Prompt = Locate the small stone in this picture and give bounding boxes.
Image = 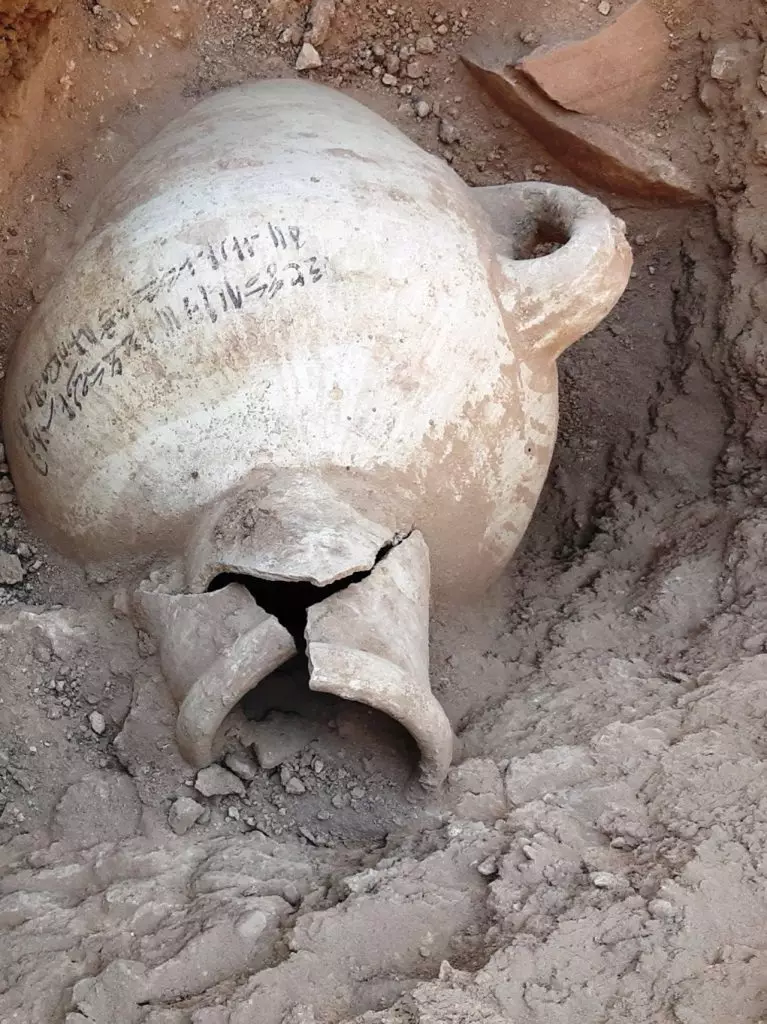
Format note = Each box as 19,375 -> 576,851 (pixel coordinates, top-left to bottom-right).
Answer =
477,855 -> 498,877
0,478 -> 14,493
416,35 -> 435,53
331,792 -> 345,808
350,786 -> 366,799
295,42 -> 323,71
313,758 -> 325,774
195,764 -> 246,798
0,552 -> 23,585
414,99 -> 431,117
227,805 -> 241,820
610,836 -> 632,850
284,775 -> 307,795
88,711 -> 106,735
372,41 -> 386,58
385,53 -> 400,75
436,23 -> 448,34
438,119 -> 459,144
279,26 -> 293,43
168,796 -> 205,835
590,871 -> 620,888
597,0 -> 611,13
710,43 -> 744,83
381,73 -> 397,86
224,751 -> 257,781
406,59 -> 425,78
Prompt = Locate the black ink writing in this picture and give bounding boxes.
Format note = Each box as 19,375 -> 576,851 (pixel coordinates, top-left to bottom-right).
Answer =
16,235 -> 327,476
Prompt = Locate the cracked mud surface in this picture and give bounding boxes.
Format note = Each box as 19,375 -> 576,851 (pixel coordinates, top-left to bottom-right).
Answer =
4,0 -> 767,1021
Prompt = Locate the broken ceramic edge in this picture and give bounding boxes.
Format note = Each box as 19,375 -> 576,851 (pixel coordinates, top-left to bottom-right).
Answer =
515,0 -> 670,118
176,614 -> 297,767
132,521 -> 454,788
183,471 -> 399,591
308,643 -> 454,789
462,47 -> 708,205
132,581 -> 298,764
305,531 -> 454,788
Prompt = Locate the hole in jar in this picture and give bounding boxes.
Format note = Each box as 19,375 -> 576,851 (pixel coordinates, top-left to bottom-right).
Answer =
512,218 -> 570,260
204,568 -> 421,816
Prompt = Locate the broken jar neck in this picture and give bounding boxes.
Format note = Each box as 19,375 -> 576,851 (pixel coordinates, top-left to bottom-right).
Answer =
132,471 -> 454,789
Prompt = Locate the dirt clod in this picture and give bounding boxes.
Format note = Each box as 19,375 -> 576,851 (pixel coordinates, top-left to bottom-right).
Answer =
0,551 -> 23,584
224,750 -> 258,781
168,795 -> 205,834
247,710 -> 319,769
52,771 -> 141,846
438,118 -> 459,143
304,0 -> 335,47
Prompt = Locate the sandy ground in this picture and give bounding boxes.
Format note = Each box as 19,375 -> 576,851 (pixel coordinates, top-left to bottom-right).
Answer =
3,0 -> 767,1021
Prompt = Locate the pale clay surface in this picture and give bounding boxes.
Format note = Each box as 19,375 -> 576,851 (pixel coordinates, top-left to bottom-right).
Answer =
4,80 -> 630,597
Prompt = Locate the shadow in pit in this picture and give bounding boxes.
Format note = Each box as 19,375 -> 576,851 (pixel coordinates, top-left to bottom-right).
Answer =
207,572 -> 420,781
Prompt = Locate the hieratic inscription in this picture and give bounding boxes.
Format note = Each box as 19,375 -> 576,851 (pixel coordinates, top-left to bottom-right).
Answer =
14,221 -> 328,477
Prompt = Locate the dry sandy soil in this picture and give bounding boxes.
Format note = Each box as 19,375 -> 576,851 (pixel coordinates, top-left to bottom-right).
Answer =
3,0 -> 767,1021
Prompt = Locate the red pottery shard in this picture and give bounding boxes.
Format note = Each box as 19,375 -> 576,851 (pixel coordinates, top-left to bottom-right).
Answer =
517,0 -> 669,117
462,45 -> 707,205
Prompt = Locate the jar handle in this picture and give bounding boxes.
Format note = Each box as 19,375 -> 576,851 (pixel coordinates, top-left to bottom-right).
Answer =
472,182 -> 632,360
